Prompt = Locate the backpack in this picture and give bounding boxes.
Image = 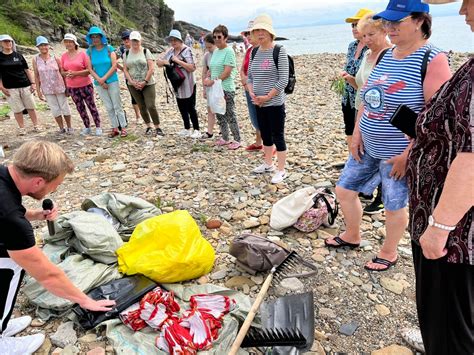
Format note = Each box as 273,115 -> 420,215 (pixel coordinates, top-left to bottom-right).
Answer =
251,44 -> 296,94
375,46 -> 432,84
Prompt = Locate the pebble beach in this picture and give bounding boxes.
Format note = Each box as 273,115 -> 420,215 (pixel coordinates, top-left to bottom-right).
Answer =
0,47 -> 470,355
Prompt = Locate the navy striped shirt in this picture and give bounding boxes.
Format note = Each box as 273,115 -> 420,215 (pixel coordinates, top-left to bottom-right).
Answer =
359,44 -> 442,159
248,45 -> 289,107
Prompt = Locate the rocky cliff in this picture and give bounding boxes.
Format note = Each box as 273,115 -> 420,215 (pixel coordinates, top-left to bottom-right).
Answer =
0,0 -> 175,51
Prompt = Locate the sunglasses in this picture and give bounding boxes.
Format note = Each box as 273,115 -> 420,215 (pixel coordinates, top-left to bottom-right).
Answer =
243,32 -> 250,37
213,35 -> 223,39
382,15 -> 412,28
351,23 -> 358,28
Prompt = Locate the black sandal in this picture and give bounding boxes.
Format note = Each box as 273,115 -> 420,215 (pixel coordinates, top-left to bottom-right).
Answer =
201,132 -> 213,139
324,235 -> 360,249
364,256 -> 398,272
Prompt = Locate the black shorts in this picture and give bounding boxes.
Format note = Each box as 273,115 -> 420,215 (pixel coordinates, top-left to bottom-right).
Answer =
342,102 -> 356,136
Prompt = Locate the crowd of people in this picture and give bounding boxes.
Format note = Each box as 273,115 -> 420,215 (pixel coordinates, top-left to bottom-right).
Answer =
0,0 -> 472,354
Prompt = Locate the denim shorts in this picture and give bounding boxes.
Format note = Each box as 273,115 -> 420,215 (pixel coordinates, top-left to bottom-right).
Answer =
337,152 -> 408,211
245,90 -> 259,130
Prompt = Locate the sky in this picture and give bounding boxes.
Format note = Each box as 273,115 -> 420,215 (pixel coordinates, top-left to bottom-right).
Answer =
165,0 -> 461,33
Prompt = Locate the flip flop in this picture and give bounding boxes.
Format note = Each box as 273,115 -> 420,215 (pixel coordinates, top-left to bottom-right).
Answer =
364,256 -> 398,272
324,236 -> 360,249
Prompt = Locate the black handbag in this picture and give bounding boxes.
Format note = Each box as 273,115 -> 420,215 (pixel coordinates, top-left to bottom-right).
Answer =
163,48 -> 187,92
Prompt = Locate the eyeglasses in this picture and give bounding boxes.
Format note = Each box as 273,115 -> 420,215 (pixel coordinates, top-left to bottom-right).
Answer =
351,23 -> 358,28
213,35 -> 223,39
382,15 -> 412,29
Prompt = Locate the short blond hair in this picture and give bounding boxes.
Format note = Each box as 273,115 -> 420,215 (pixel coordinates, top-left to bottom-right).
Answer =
13,140 -> 74,181
357,12 -> 383,33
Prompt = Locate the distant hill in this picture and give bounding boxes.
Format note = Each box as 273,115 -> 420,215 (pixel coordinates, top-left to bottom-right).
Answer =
0,0 -> 175,51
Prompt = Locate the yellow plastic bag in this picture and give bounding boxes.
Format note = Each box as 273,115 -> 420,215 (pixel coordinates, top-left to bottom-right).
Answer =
116,210 -> 215,283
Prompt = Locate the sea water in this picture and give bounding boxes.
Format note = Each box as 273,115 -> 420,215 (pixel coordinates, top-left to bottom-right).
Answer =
276,16 -> 473,55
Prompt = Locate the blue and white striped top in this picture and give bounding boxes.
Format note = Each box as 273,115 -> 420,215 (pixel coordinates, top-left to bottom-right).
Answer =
359,44 -> 442,160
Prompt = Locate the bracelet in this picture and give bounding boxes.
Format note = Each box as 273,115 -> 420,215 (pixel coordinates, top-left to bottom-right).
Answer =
428,215 -> 456,231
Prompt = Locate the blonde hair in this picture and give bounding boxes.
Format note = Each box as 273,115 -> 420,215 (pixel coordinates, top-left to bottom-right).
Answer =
13,140 -> 74,181
357,12 -> 383,33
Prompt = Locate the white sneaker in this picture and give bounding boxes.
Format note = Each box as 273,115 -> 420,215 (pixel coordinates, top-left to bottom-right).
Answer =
3,316 -> 32,337
66,128 -> 74,135
178,129 -> 191,137
190,130 -> 201,139
80,128 -> 91,136
0,333 -> 45,355
95,128 -> 103,136
271,170 -> 287,184
253,163 -> 275,174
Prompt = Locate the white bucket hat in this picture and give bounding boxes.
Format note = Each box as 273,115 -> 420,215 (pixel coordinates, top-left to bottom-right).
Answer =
251,14 -> 276,37
241,20 -> 255,35
165,29 -> 183,42
63,33 -> 79,46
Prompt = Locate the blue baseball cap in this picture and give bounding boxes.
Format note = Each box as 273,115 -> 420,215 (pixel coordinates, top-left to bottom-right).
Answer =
35,36 -> 49,47
374,0 -> 430,21
121,30 -> 131,39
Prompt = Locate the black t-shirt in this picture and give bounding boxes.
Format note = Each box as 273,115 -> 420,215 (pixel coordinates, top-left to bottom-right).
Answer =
0,166 -> 35,258
0,52 -> 31,89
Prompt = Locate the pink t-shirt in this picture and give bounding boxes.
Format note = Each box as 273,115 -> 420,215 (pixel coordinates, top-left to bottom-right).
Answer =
60,51 -> 92,88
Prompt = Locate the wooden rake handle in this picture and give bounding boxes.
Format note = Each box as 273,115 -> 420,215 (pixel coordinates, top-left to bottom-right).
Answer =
229,271 -> 274,354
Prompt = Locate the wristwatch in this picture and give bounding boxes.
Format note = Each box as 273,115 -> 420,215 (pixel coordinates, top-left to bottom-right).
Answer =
428,215 -> 456,231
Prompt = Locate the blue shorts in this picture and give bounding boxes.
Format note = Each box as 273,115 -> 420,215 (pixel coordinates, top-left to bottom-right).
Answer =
337,152 -> 408,211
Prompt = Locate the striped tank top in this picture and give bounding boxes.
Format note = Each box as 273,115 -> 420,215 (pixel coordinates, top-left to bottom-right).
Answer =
359,44 -> 442,160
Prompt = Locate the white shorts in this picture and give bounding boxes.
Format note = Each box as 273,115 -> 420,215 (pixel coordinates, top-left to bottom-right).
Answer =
44,93 -> 71,117
6,87 -> 35,113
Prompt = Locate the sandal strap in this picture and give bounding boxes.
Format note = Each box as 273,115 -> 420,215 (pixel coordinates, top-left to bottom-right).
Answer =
371,256 -> 395,267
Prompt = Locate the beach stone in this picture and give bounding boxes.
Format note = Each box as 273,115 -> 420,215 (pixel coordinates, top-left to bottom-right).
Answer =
206,219 -> 222,229
232,211 -> 247,221
78,161 -> 94,170
250,275 -> 264,285
314,330 -> 328,341
243,218 -> 260,229
79,333 -> 97,343
31,318 -> 46,327
35,337 -> 52,355
339,320 -> 359,336
371,345 -> 413,355
375,304 -> 391,316
348,275 -> 363,286
50,321 -> 77,348
52,348 -> 62,355
99,180 -> 112,188
135,176 -> 154,186
197,275 -> 208,285
310,340 -> 326,354
210,269 -> 228,280
112,163 -> 126,172
219,211 -> 233,221
319,308 -> 336,319
87,347 -> 105,355
61,345 -> 80,355
312,254 -> 326,263
317,230 -> 333,240
380,277 -> 405,295
225,276 -> 256,288
154,175 -> 168,182
93,154 -> 110,163
280,277 -> 304,292
249,188 -> 261,196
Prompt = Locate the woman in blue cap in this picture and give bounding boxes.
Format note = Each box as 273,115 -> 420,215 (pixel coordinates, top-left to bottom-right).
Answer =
32,36 -> 72,134
86,26 -> 128,137
326,0 -> 452,272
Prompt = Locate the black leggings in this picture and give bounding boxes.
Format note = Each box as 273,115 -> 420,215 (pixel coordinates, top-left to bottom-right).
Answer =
342,102 -> 356,136
176,85 -> 199,130
256,104 -> 286,151
412,242 -> 474,355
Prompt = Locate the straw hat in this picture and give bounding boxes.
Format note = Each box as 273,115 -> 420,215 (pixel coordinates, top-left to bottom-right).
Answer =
345,8 -> 374,23
251,14 -> 276,37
